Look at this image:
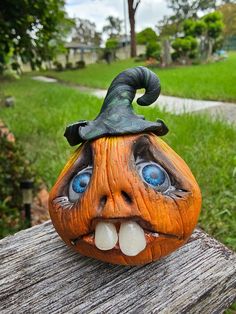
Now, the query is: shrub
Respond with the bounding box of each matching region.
[146,41,161,60]
[76,60,86,69]
[11,62,21,72]
[53,61,63,71]
[66,62,73,70]
[136,28,158,45]
[171,36,198,62]
[105,38,119,49]
[171,51,181,62]
[0,134,35,238]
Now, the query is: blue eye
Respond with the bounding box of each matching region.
[72,172,91,193]
[137,161,171,193]
[142,164,165,187]
[69,167,92,202]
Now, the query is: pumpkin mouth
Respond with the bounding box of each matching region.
[70,218,181,257]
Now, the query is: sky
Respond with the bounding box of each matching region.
[65,0,172,35]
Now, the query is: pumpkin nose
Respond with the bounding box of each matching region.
[99,190,133,209]
[97,189,135,217]
[120,190,133,204]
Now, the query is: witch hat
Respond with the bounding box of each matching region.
[64,66,168,146]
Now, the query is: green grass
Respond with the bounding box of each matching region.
[1,77,236,250]
[39,52,236,102]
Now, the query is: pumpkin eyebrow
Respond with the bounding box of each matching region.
[132,135,153,161]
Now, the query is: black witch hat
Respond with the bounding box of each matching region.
[64,66,168,146]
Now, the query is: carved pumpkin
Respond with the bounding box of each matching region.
[49,67,201,265]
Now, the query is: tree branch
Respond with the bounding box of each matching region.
[133,0,141,13]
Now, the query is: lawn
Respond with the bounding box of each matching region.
[40,52,236,102]
[1,77,236,250]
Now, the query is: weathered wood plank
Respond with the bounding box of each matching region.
[0,221,235,314]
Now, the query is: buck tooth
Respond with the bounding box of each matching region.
[95,222,118,250]
[119,221,146,256]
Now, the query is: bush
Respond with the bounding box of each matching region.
[105,38,119,49]
[183,19,206,37]
[76,60,86,69]
[11,62,21,72]
[0,134,35,238]
[66,62,73,70]
[136,28,158,45]
[171,51,181,62]
[171,36,198,62]
[146,41,161,60]
[2,69,19,80]
[53,61,63,71]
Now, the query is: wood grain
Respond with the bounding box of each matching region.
[0,221,235,314]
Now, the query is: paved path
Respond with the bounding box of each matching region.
[32,76,236,123]
[32,76,57,83]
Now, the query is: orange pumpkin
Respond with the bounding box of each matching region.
[49,67,201,265]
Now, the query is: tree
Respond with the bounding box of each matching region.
[167,0,217,20]
[203,11,224,58]
[157,16,179,38]
[0,0,73,72]
[72,18,102,46]
[103,16,123,38]
[136,28,158,45]
[171,36,198,62]
[136,28,160,61]
[181,12,224,60]
[127,0,141,57]
[218,3,236,37]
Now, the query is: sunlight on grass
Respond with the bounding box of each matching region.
[1,77,236,250]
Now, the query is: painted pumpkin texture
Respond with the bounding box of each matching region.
[49,67,201,265]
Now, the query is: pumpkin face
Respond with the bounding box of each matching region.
[49,133,201,265]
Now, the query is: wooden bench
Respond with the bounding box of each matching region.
[0,221,235,313]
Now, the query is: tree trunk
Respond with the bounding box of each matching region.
[127,0,140,58]
[207,38,213,61]
[162,39,172,67]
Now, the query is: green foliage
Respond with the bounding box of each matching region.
[76,60,86,69]
[167,0,217,21]
[183,19,206,36]
[0,135,35,238]
[53,61,63,71]
[194,20,207,36]
[146,41,161,60]
[66,62,73,70]
[0,200,21,238]
[172,36,198,60]
[0,0,73,72]
[105,38,119,49]
[11,62,21,72]
[173,11,224,62]
[136,28,160,61]
[136,28,158,45]
[203,11,224,39]
[219,3,236,37]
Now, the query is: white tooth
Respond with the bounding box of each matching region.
[119,221,146,256]
[95,222,118,250]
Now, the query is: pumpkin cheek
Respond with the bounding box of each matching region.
[49,134,201,265]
